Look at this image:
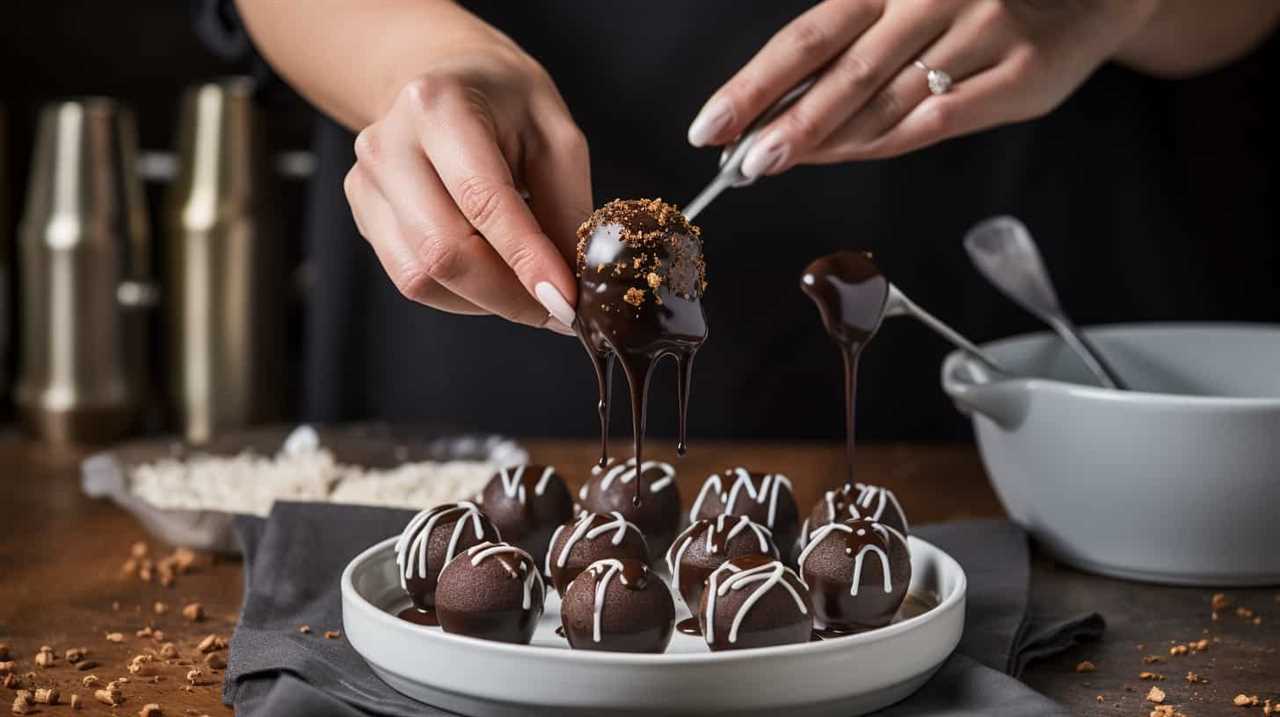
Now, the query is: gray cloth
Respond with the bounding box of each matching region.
[225,505,1102,716]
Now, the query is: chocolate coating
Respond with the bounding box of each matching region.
[574,199,708,500]
[665,514,778,611]
[578,458,681,560]
[480,465,574,568]
[798,518,911,631]
[802,482,909,551]
[689,468,800,559]
[699,554,812,651]
[545,512,649,595]
[435,541,545,644]
[394,502,500,611]
[560,558,674,653]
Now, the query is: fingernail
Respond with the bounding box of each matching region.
[741,131,788,179]
[688,97,733,147]
[535,281,576,327]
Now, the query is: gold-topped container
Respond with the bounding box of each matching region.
[15,98,156,444]
[165,77,284,444]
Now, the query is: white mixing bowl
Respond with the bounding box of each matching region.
[942,323,1280,586]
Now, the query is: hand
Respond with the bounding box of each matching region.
[687,0,1158,172]
[344,42,590,334]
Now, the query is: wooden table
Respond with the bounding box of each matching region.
[0,433,1275,715]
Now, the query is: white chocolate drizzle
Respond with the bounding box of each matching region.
[664,516,775,598]
[801,483,909,550]
[464,541,543,610]
[545,511,644,576]
[796,521,908,596]
[394,501,488,591]
[704,558,807,645]
[585,458,676,498]
[575,558,648,643]
[496,465,558,504]
[691,468,793,529]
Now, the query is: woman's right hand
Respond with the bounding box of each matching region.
[343,41,591,335]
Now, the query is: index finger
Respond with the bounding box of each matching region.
[409,82,579,326]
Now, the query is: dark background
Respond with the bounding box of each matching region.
[2,2,1277,443]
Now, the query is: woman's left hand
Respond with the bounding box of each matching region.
[687,0,1158,173]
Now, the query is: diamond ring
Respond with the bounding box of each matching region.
[913,60,952,95]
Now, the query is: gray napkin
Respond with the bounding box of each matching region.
[225,505,1102,716]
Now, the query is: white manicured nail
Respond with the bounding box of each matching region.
[687,97,733,147]
[741,131,788,179]
[546,318,576,336]
[535,281,575,327]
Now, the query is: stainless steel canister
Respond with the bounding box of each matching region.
[165,78,283,444]
[15,98,156,444]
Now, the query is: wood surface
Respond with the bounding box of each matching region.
[0,433,1275,716]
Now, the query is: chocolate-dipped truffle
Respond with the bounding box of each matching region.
[798,519,911,631]
[574,199,708,501]
[545,511,649,595]
[689,468,800,557]
[665,514,778,611]
[801,482,909,550]
[394,502,501,614]
[699,554,812,651]
[480,465,574,567]
[560,558,674,653]
[435,541,545,644]
[578,458,681,560]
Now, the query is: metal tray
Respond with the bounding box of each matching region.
[81,423,527,553]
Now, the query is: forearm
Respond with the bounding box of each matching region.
[235,0,513,129]
[1114,0,1280,78]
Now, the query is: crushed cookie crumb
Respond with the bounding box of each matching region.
[1236,606,1256,619]
[1212,593,1232,610]
[182,603,205,622]
[1144,655,1166,664]
[1185,671,1205,683]
[623,287,645,307]
[1235,694,1260,707]
[1140,672,1165,681]
[1169,644,1188,656]
[139,703,163,717]
[106,632,125,643]
[298,625,311,635]
[1146,685,1166,703]
[1074,660,1096,673]
[323,630,342,640]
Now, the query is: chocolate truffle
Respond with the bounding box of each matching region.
[574,199,709,493]
[798,519,911,631]
[545,511,649,595]
[578,458,681,560]
[435,541,545,644]
[560,558,675,653]
[394,502,501,612]
[480,465,574,568]
[689,468,800,559]
[699,554,812,651]
[801,482,909,550]
[665,514,778,611]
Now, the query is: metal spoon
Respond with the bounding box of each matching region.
[963,216,1128,390]
[884,283,1010,376]
[683,78,816,221]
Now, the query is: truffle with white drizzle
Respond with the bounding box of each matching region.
[699,554,812,651]
[545,511,649,595]
[665,514,778,611]
[690,468,800,560]
[480,465,574,567]
[435,541,546,644]
[798,518,911,631]
[394,502,500,613]
[560,558,674,653]
[800,482,909,552]
[578,458,681,560]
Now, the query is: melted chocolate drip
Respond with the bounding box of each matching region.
[800,251,889,486]
[574,199,708,507]
[675,616,702,636]
[397,606,439,626]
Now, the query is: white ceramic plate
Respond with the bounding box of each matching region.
[342,535,966,716]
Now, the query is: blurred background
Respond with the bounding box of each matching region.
[1,1,1277,450]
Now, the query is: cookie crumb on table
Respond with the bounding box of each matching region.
[1146,685,1166,703]
[1074,660,1096,673]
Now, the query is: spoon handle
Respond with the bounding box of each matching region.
[684,78,816,221]
[1048,316,1128,390]
[888,289,1009,375]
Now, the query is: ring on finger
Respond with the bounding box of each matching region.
[912,59,953,95]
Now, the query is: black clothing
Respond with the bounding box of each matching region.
[219,2,1280,441]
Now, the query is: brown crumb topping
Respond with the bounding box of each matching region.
[574,198,707,311]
